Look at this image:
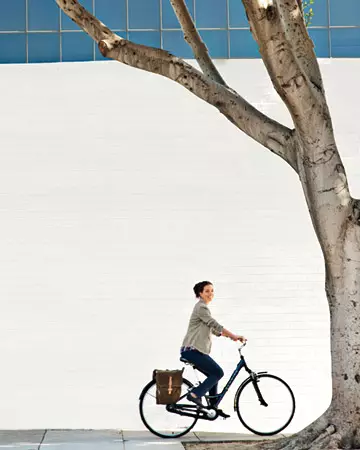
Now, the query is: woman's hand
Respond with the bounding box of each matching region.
[230,334,247,342]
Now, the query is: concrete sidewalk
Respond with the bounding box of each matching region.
[0,430,283,449]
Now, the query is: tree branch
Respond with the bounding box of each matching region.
[169,0,227,86]
[241,0,352,248]
[55,0,297,172]
[277,0,323,92]
[242,0,324,135]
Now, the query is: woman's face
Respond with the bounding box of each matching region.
[199,284,214,304]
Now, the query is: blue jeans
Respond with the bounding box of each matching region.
[181,349,224,403]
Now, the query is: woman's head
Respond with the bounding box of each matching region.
[193,281,214,304]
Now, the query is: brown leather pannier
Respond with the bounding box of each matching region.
[153,368,184,404]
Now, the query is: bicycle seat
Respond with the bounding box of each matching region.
[180,357,194,366]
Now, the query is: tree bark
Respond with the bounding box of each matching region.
[169,0,227,86]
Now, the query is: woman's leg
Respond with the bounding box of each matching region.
[181,349,224,399]
[192,364,220,405]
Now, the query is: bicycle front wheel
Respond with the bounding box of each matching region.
[139,377,198,439]
[235,373,295,436]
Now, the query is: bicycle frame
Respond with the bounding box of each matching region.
[209,354,250,407]
[177,344,256,408]
[167,344,269,422]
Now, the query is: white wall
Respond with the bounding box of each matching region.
[0,59,360,433]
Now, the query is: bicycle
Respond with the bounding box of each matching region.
[139,342,295,439]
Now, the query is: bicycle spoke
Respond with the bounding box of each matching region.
[145,392,156,399]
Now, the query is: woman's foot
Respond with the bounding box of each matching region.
[186,393,204,408]
[216,408,230,418]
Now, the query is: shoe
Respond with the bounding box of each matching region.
[216,409,231,419]
[186,393,204,408]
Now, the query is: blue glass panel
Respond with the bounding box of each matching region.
[61,0,93,30]
[162,0,194,29]
[230,29,260,58]
[196,0,227,28]
[306,0,328,27]
[95,31,126,60]
[331,28,360,57]
[228,0,248,28]
[330,0,360,26]
[28,0,59,30]
[199,30,228,58]
[95,0,126,30]
[0,34,26,63]
[0,0,26,31]
[162,30,193,58]
[28,33,60,63]
[62,32,94,62]
[308,29,330,57]
[128,0,160,29]
[128,31,161,48]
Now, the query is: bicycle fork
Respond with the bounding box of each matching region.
[250,373,268,407]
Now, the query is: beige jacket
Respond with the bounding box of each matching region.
[181,300,224,355]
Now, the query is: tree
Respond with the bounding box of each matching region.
[55,1,360,448]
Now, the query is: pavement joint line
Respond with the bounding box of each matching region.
[38,429,47,450]
[193,432,201,441]
[120,430,125,450]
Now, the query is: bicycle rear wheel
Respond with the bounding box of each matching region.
[235,373,295,436]
[139,377,199,439]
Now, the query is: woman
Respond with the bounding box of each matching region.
[181,281,246,415]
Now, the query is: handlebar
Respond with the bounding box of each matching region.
[237,341,247,355]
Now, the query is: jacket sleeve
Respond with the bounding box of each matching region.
[198,303,223,334]
[212,328,222,337]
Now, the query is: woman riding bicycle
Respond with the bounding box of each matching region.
[180,281,246,413]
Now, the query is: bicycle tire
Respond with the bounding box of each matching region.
[235,373,295,436]
[139,377,199,439]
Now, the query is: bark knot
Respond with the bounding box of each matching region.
[265,5,276,21]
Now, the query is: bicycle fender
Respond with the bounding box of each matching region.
[233,371,267,411]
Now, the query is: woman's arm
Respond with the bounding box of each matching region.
[221,328,246,342]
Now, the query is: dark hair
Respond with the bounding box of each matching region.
[193,281,213,298]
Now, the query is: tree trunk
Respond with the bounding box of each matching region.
[324,222,360,449]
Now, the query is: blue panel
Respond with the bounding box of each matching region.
[28,0,59,30]
[196,0,227,28]
[199,30,228,58]
[0,0,26,31]
[62,32,94,62]
[330,0,360,26]
[306,0,328,27]
[95,0,126,30]
[331,28,360,57]
[128,0,160,29]
[128,31,161,48]
[228,0,248,28]
[162,0,194,29]
[230,29,260,58]
[308,29,330,57]
[162,31,193,58]
[61,0,93,30]
[28,33,60,63]
[95,31,126,60]
[0,34,26,63]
